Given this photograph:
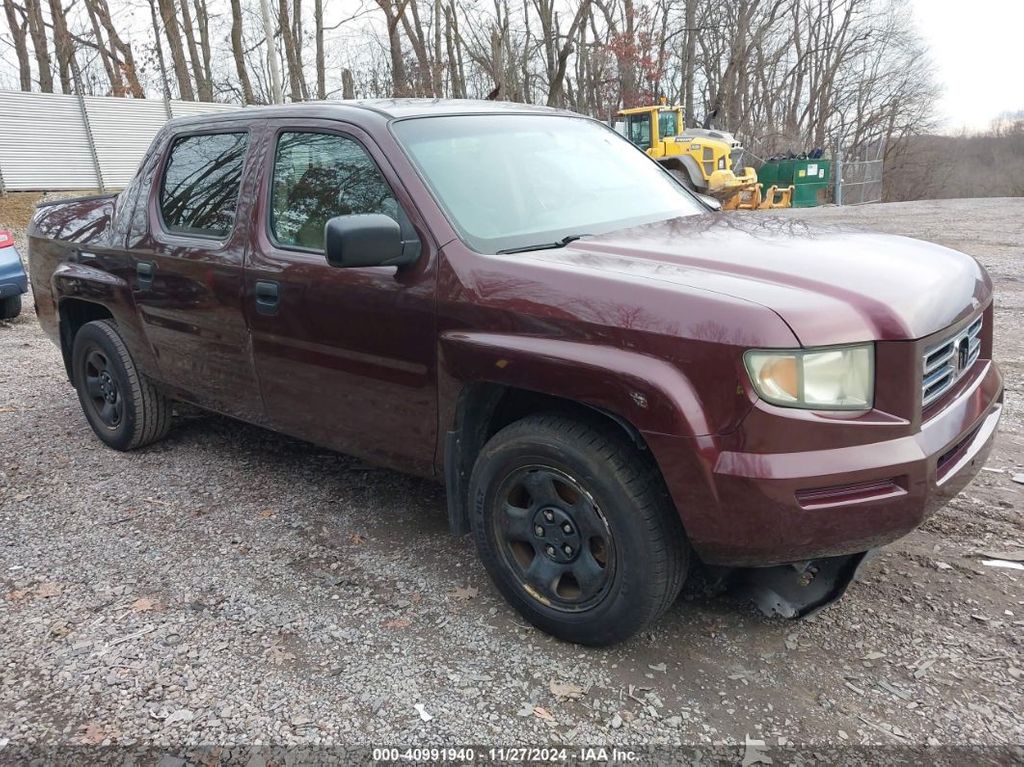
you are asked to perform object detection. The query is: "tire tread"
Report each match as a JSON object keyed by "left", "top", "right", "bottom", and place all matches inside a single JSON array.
[
  {"left": 471, "top": 413, "right": 689, "bottom": 644},
  {"left": 78, "top": 320, "right": 171, "bottom": 450}
]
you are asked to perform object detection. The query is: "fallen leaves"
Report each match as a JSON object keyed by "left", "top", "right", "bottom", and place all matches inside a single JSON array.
[
  {"left": 451, "top": 585, "right": 478, "bottom": 601},
  {"left": 34, "top": 581, "right": 61, "bottom": 598},
  {"left": 75, "top": 721, "right": 120, "bottom": 745},
  {"left": 6, "top": 581, "right": 61, "bottom": 601},
  {"left": 257, "top": 509, "right": 276, "bottom": 519},
  {"left": 383, "top": 618, "right": 411, "bottom": 630},
  {"left": 532, "top": 706, "right": 556, "bottom": 723},
  {"left": 348, "top": 532, "right": 367, "bottom": 545},
  {"left": 549, "top": 680, "right": 586, "bottom": 700},
  {"left": 131, "top": 597, "right": 161, "bottom": 613}
]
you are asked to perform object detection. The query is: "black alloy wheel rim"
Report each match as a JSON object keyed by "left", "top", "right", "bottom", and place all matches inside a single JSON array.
[
  {"left": 492, "top": 465, "right": 615, "bottom": 612},
  {"left": 83, "top": 348, "right": 124, "bottom": 429}
]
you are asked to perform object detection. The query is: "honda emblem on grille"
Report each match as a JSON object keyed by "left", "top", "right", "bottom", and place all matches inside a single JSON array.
[{"left": 956, "top": 337, "right": 970, "bottom": 373}]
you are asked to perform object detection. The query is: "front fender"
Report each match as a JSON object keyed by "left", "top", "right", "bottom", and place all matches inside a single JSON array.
[
  {"left": 439, "top": 331, "right": 715, "bottom": 439},
  {"left": 438, "top": 331, "right": 730, "bottom": 540}
]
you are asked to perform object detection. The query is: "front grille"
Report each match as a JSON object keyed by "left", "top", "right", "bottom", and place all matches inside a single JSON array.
[{"left": 922, "top": 315, "right": 982, "bottom": 408}]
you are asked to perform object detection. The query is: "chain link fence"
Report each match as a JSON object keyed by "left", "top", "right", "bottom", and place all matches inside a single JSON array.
[{"left": 835, "top": 142, "right": 885, "bottom": 205}]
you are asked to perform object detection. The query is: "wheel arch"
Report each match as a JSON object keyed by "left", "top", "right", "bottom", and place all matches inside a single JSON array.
[
  {"left": 52, "top": 263, "right": 156, "bottom": 384},
  {"left": 57, "top": 297, "right": 114, "bottom": 380},
  {"left": 659, "top": 155, "right": 705, "bottom": 189},
  {"left": 438, "top": 332, "right": 714, "bottom": 536}
]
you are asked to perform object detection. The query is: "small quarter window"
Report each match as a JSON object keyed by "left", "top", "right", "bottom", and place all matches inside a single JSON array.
[
  {"left": 271, "top": 131, "right": 399, "bottom": 251},
  {"left": 159, "top": 132, "right": 249, "bottom": 238}
]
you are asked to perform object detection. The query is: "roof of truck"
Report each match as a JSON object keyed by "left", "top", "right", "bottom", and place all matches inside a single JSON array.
[{"left": 169, "top": 98, "right": 567, "bottom": 128}]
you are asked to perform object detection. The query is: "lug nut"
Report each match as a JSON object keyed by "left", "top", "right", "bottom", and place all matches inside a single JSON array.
[
  {"left": 545, "top": 545, "right": 556, "bottom": 557},
  {"left": 562, "top": 523, "right": 572, "bottom": 534},
  {"left": 563, "top": 545, "right": 573, "bottom": 556},
  {"left": 543, "top": 510, "right": 554, "bottom": 522},
  {"left": 534, "top": 525, "right": 545, "bottom": 537}
]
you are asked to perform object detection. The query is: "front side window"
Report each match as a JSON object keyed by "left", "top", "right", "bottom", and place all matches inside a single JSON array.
[
  {"left": 658, "top": 110, "right": 679, "bottom": 142},
  {"left": 625, "top": 113, "right": 652, "bottom": 148},
  {"left": 270, "top": 131, "right": 398, "bottom": 251},
  {"left": 393, "top": 114, "right": 704, "bottom": 254},
  {"left": 159, "top": 132, "right": 249, "bottom": 238}
]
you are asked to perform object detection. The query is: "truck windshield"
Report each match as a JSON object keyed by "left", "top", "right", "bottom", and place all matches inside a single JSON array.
[{"left": 391, "top": 114, "right": 705, "bottom": 255}]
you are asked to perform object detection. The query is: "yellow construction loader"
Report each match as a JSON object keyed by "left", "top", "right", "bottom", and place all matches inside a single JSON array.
[{"left": 616, "top": 102, "right": 792, "bottom": 210}]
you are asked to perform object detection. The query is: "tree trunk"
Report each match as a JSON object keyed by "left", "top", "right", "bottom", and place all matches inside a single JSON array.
[
  {"left": 148, "top": 0, "right": 172, "bottom": 98},
  {"left": 229, "top": 0, "right": 254, "bottom": 104},
  {"left": 2, "top": 0, "right": 32, "bottom": 90},
  {"left": 178, "top": 0, "right": 210, "bottom": 100},
  {"left": 375, "top": 1, "right": 411, "bottom": 97},
  {"left": 193, "top": 0, "right": 214, "bottom": 100},
  {"left": 258, "top": 0, "right": 282, "bottom": 103},
  {"left": 443, "top": 1, "right": 465, "bottom": 98},
  {"left": 314, "top": 0, "right": 325, "bottom": 99},
  {"left": 25, "top": 0, "right": 53, "bottom": 91},
  {"left": 48, "top": 0, "right": 74, "bottom": 93},
  {"left": 84, "top": 0, "right": 121, "bottom": 94},
  {"left": 88, "top": 0, "right": 145, "bottom": 98},
  {"left": 341, "top": 68, "right": 355, "bottom": 99},
  {"left": 278, "top": 0, "right": 304, "bottom": 101},
  {"left": 157, "top": 0, "right": 195, "bottom": 99},
  {"left": 682, "top": 0, "right": 696, "bottom": 126}
]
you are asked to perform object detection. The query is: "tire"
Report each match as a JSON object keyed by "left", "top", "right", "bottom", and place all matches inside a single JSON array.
[
  {"left": 1, "top": 294, "right": 21, "bottom": 320},
  {"left": 470, "top": 414, "right": 688, "bottom": 645},
  {"left": 71, "top": 319, "right": 172, "bottom": 451},
  {"left": 667, "top": 167, "right": 698, "bottom": 192}
]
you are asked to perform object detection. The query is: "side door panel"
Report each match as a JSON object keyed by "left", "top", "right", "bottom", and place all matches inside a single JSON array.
[
  {"left": 131, "top": 120, "right": 267, "bottom": 423},
  {"left": 244, "top": 120, "right": 438, "bottom": 476}
]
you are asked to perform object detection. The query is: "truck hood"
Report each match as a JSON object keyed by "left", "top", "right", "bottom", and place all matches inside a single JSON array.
[{"left": 529, "top": 215, "right": 991, "bottom": 346}]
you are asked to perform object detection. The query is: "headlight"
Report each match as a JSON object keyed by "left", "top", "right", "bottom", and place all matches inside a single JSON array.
[{"left": 744, "top": 344, "right": 874, "bottom": 410}]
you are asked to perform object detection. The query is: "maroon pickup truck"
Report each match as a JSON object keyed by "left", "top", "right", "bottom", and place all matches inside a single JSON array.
[{"left": 28, "top": 100, "right": 1002, "bottom": 645}]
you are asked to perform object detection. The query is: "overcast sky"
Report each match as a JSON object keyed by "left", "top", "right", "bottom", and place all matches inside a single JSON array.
[{"left": 911, "top": 0, "right": 1024, "bottom": 131}]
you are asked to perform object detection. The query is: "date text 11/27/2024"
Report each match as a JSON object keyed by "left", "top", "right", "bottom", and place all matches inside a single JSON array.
[{"left": 371, "top": 747, "right": 639, "bottom": 762}]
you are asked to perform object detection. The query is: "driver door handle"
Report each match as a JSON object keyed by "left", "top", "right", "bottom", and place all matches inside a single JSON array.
[{"left": 254, "top": 280, "right": 279, "bottom": 316}]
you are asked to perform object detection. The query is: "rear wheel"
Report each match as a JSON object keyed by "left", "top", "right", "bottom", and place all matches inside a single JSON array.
[
  {"left": 0, "top": 294, "right": 21, "bottom": 320},
  {"left": 470, "top": 414, "right": 688, "bottom": 645},
  {"left": 71, "top": 319, "right": 172, "bottom": 450}
]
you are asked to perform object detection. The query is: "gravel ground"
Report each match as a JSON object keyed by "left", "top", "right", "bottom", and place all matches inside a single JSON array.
[{"left": 0, "top": 195, "right": 1021, "bottom": 757}]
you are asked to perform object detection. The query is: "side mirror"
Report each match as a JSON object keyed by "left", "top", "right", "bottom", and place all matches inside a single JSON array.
[
  {"left": 697, "top": 193, "right": 722, "bottom": 211},
  {"left": 324, "top": 214, "right": 418, "bottom": 268}
]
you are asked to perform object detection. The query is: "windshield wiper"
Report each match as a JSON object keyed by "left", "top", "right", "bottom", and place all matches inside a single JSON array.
[{"left": 496, "top": 234, "right": 590, "bottom": 255}]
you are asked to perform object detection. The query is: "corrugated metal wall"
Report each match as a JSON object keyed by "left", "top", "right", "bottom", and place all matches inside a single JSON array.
[
  {"left": 0, "top": 91, "right": 97, "bottom": 190},
  {"left": 0, "top": 90, "right": 245, "bottom": 192}
]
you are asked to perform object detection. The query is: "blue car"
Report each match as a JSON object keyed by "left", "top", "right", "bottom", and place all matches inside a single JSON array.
[{"left": 0, "top": 228, "right": 28, "bottom": 319}]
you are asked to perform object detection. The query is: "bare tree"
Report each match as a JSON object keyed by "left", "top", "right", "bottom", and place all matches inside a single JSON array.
[
  {"left": 157, "top": 0, "right": 195, "bottom": 99},
  {"left": 3, "top": 0, "right": 32, "bottom": 90},
  {"left": 47, "top": 0, "right": 74, "bottom": 93},
  {"left": 228, "top": 0, "right": 254, "bottom": 103}
]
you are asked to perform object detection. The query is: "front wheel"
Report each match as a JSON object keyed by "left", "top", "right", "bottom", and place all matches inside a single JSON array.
[
  {"left": 71, "top": 319, "right": 172, "bottom": 451},
  {"left": 470, "top": 414, "right": 688, "bottom": 645}
]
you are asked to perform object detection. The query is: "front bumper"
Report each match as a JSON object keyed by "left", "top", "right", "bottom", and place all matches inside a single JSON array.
[{"left": 648, "top": 359, "right": 1003, "bottom": 566}]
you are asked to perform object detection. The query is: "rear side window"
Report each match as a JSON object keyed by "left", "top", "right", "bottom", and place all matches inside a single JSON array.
[
  {"left": 270, "top": 131, "right": 398, "bottom": 251},
  {"left": 159, "top": 132, "right": 249, "bottom": 238}
]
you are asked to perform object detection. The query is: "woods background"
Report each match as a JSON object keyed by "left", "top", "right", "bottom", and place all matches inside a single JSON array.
[{"left": 1, "top": 0, "right": 1021, "bottom": 199}]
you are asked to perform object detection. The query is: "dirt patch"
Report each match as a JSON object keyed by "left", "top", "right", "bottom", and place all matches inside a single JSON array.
[{"left": 0, "top": 192, "right": 44, "bottom": 231}]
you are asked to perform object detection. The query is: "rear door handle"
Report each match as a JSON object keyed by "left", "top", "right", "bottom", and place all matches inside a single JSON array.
[
  {"left": 136, "top": 261, "right": 154, "bottom": 289},
  {"left": 254, "top": 280, "right": 279, "bottom": 316}
]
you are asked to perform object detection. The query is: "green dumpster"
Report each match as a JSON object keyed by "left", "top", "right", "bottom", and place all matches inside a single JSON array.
[{"left": 791, "top": 159, "right": 830, "bottom": 207}]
